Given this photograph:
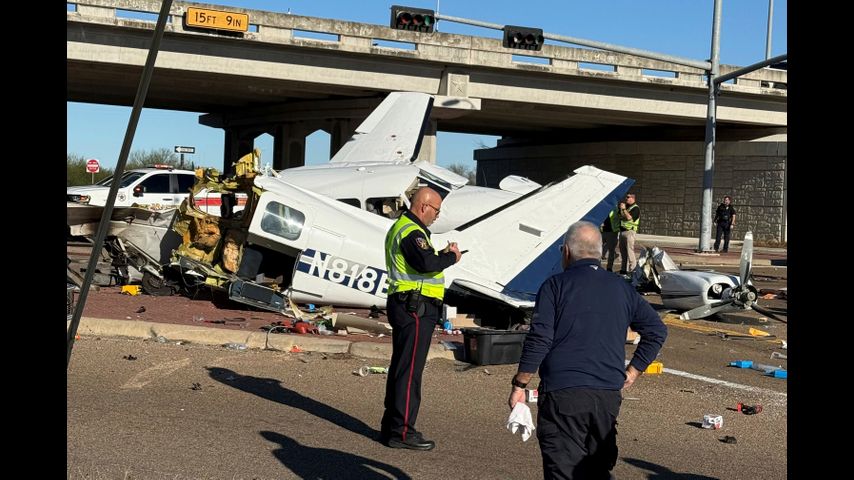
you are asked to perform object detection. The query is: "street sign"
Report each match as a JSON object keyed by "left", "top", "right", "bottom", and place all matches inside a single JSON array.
[
  {"left": 184, "top": 7, "right": 249, "bottom": 33},
  {"left": 86, "top": 159, "right": 100, "bottom": 173},
  {"left": 174, "top": 146, "right": 196, "bottom": 154}
]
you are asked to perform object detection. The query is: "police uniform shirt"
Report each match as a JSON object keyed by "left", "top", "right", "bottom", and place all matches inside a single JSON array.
[
  {"left": 398, "top": 210, "right": 457, "bottom": 273},
  {"left": 714, "top": 204, "right": 736, "bottom": 226}
]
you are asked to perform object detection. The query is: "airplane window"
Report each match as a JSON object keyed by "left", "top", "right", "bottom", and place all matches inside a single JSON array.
[
  {"left": 416, "top": 178, "right": 450, "bottom": 199},
  {"left": 337, "top": 198, "right": 361, "bottom": 208},
  {"left": 417, "top": 170, "right": 452, "bottom": 194},
  {"left": 366, "top": 197, "right": 404, "bottom": 219},
  {"left": 260, "top": 201, "right": 305, "bottom": 241}
]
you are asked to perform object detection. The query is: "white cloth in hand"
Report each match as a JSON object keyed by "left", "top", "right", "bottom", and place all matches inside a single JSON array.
[{"left": 506, "top": 402, "right": 536, "bottom": 442}]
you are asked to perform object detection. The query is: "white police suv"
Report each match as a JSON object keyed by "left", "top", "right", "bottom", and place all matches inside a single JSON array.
[{"left": 66, "top": 165, "right": 197, "bottom": 208}]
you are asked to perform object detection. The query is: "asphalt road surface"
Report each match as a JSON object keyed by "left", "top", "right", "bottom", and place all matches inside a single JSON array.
[{"left": 68, "top": 317, "right": 787, "bottom": 480}]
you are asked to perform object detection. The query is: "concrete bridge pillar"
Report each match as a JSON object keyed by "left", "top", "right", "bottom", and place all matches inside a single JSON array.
[
  {"left": 416, "top": 120, "right": 438, "bottom": 164},
  {"left": 272, "top": 124, "right": 307, "bottom": 170},
  {"left": 223, "top": 128, "right": 257, "bottom": 176},
  {"left": 330, "top": 119, "right": 359, "bottom": 159}
]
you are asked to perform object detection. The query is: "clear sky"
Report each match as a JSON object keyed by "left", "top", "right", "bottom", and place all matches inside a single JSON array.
[{"left": 67, "top": 0, "right": 787, "bottom": 171}]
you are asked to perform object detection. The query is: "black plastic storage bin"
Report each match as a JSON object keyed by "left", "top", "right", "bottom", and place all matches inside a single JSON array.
[{"left": 462, "top": 328, "right": 528, "bottom": 365}]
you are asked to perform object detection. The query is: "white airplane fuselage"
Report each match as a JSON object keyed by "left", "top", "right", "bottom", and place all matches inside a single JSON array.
[{"left": 244, "top": 164, "right": 631, "bottom": 309}]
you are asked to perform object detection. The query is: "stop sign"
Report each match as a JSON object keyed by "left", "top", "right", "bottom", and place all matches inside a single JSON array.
[{"left": 86, "top": 159, "right": 100, "bottom": 173}]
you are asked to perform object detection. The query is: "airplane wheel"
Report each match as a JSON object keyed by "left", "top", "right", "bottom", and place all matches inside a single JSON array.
[{"left": 142, "top": 271, "right": 174, "bottom": 296}]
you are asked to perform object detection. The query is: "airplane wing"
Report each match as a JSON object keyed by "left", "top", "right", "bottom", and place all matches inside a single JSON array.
[
  {"left": 433, "top": 166, "right": 633, "bottom": 306},
  {"left": 329, "top": 92, "right": 434, "bottom": 164}
]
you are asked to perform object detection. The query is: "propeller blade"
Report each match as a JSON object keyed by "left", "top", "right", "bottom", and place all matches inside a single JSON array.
[
  {"left": 751, "top": 302, "right": 787, "bottom": 323},
  {"left": 680, "top": 299, "right": 736, "bottom": 320},
  {"left": 739, "top": 231, "right": 754, "bottom": 287}
]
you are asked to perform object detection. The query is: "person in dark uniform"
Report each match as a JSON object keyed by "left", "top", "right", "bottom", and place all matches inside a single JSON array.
[
  {"left": 508, "top": 221, "right": 667, "bottom": 479},
  {"left": 600, "top": 205, "right": 621, "bottom": 272},
  {"left": 380, "top": 187, "right": 461, "bottom": 450},
  {"left": 713, "top": 195, "right": 737, "bottom": 253}
]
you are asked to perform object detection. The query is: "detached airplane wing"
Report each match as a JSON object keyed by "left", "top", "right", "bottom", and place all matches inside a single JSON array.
[
  {"left": 329, "top": 92, "right": 433, "bottom": 164},
  {"left": 434, "top": 166, "right": 633, "bottom": 307}
]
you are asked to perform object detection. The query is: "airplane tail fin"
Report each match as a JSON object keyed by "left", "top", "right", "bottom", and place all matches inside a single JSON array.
[
  {"left": 329, "top": 92, "right": 433, "bottom": 164},
  {"left": 441, "top": 166, "right": 633, "bottom": 305}
]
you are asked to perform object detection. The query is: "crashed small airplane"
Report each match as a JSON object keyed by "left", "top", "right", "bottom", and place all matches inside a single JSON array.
[
  {"left": 111, "top": 92, "right": 633, "bottom": 324},
  {"left": 636, "top": 232, "right": 782, "bottom": 321}
]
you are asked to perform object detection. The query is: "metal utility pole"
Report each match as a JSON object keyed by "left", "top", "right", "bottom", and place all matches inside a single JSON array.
[
  {"left": 431, "top": 3, "right": 782, "bottom": 252},
  {"left": 435, "top": 0, "right": 440, "bottom": 32},
  {"left": 67, "top": 0, "right": 174, "bottom": 367},
  {"left": 698, "top": 0, "right": 723, "bottom": 253},
  {"left": 766, "top": 0, "right": 774, "bottom": 59}
]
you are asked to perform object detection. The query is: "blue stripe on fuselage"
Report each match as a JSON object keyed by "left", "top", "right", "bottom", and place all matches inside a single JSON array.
[
  {"left": 296, "top": 248, "right": 390, "bottom": 297},
  {"left": 501, "top": 178, "right": 634, "bottom": 300}
]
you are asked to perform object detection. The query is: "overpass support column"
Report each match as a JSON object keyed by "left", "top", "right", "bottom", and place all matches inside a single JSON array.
[
  {"left": 330, "top": 119, "right": 359, "bottom": 159},
  {"left": 272, "top": 124, "right": 306, "bottom": 170},
  {"left": 223, "top": 128, "right": 256, "bottom": 176},
  {"left": 416, "top": 120, "right": 438, "bottom": 164}
]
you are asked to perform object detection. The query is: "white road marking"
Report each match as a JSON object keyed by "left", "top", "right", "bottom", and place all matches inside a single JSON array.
[
  {"left": 121, "top": 358, "right": 191, "bottom": 389},
  {"left": 662, "top": 367, "right": 787, "bottom": 398},
  {"left": 626, "top": 359, "right": 786, "bottom": 398}
]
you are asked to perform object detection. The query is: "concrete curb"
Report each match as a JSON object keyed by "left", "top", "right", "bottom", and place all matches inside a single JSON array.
[{"left": 70, "top": 317, "right": 454, "bottom": 361}]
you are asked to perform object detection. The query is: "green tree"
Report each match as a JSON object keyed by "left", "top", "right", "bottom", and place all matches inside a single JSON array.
[
  {"left": 67, "top": 153, "right": 114, "bottom": 186},
  {"left": 126, "top": 148, "right": 181, "bottom": 169},
  {"left": 447, "top": 163, "right": 477, "bottom": 185}
]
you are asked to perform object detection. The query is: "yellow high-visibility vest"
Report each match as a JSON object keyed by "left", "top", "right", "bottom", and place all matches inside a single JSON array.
[{"left": 385, "top": 215, "right": 445, "bottom": 300}]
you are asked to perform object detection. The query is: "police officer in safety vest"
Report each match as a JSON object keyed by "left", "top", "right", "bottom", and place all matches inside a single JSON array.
[
  {"left": 618, "top": 193, "right": 641, "bottom": 275},
  {"left": 380, "top": 187, "right": 461, "bottom": 451}
]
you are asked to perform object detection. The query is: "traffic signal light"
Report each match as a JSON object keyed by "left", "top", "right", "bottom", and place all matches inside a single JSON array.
[
  {"left": 502, "top": 25, "right": 544, "bottom": 51},
  {"left": 390, "top": 5, "right": 436, "bottom": 33}
]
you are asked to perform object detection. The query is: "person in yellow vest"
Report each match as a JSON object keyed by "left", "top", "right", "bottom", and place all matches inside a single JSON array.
[
  {"left": 600, "top": 205, "right": 621, "bottom": 272},
  {"left": 618, "top": 193, "right": 640, "bottom": 275},
  {"left": 380, "top": 187, "right": 461, "bottom": 450}
]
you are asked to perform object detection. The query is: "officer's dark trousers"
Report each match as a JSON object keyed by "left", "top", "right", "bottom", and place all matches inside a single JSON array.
[
  {"left": 380, "top": 295, "right": 440, "bottom": 440},
  {"left": 714, "top": 223, "right": 732, "bottom": 252},
  {"left": 537, "top": 388, "right": 622, "bottom": 480}
]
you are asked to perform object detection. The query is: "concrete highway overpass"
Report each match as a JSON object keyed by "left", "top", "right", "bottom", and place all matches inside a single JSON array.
[{"left": 67, "top": 0, "right": 787, "bottom": 241}]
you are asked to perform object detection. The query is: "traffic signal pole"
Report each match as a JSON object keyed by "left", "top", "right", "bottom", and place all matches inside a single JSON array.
[
  {"left": 431, "top": 5, "right": 785, "bottom": 252},
  {"left": 699, "top": 0, "right": 722, "bottom": 253},
  {"left": 434, "top": 12, "right": 710, "bottom": 70}
]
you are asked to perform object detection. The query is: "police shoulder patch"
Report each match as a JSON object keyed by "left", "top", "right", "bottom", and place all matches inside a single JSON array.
[{"left": 415, "top": 237, "right": 429, "bottom": 250}]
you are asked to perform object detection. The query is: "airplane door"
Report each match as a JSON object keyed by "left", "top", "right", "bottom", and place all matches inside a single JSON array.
[
  {"left": 250, "top": 195, "right": 313, "bottom": 252},
  {"left": 248, "top": 182, "right": 390, "bottom": 308},
  {"left": 295, "top": 227, "right": 345, "bottom": 301}
]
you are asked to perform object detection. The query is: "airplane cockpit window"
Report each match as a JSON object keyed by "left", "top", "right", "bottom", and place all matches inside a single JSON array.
[
  {"left": 260, "top": 201, "right": 305, "bottom": 241},
  {"left": 417, "top": 170, "right": 452, "bottom": 198},
  {"left": 337, "top": 198, "right": 361, "bottom": 209},
  {"left": 366, "top": 197, "right": 405, "bottom": 219}
]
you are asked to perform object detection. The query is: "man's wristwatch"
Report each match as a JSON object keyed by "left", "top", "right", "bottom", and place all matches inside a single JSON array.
[{"left": 511, "top": 377, "right": 528, "bottom": 389}]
